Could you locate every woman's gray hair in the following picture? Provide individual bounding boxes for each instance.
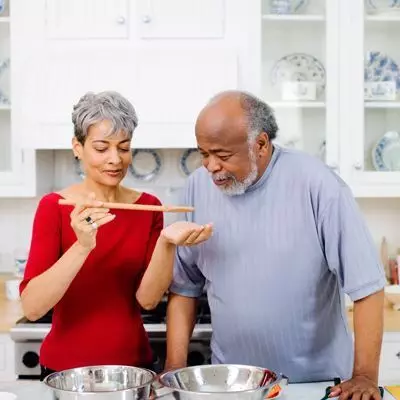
[72,91,138,144]
[239,91,278,143]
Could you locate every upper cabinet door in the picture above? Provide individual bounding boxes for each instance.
[134,48,237,124]
[339,0,400,197]
[260,0,340,174]
[136,0,225,39]
[45,0,129,39]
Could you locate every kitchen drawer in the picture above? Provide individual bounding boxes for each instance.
[381,342,400,370]
[0,334,15,381]
[379,337,400,384]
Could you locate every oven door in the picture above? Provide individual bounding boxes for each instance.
[14,341,41,379]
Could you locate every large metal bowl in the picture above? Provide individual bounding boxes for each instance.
[43,365,156,399]
[155,364,288,400]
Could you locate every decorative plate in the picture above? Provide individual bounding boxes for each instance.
[271,53,326,98]
[365,0,399,11]
[372,131,400,171]
[269,0,308,14]
[364,51,400,92]
[129,149,162,181]
[74,157,85,180]
[180,149,202,177]
[0,58,10,105]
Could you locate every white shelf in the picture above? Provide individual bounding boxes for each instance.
[269,101,325,108]
[262,14,325,21]
[0,17,10,23]
[365,102,400,109]
[0,104,11,111]
[365,15,400,22]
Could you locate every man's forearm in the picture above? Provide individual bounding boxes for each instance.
[352,289,384,382]
[165,293,197,370]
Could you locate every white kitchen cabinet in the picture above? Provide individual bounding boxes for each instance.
[260,0,339,174]
[0,2,42,197]
[11,0,239,150]
[338,0,400,197]
[0,334,15,381]
[45,0,129,39]
[136,0,225,39]
[379,333,400,385]
[6,0,400,198]
[132,47,237,148]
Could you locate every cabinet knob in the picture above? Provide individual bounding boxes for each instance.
[22,351,39,368]
[353,162,363,170]
[142,15,151,23]
[116,16,126,25]
[396,351,400,358]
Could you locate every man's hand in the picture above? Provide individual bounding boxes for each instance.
[329,375,381,400]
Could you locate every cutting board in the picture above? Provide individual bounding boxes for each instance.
[386,386,400,399]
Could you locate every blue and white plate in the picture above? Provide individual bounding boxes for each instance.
[269,0,308,14]
[180,149,202,177]
[129,149,162,181]
[372,131,400,171]
[365,51,400,92]
[365,0,399,11]
[271,53,326,98]
[0,58,10,105]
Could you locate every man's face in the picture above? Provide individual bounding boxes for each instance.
[195,104,259,196]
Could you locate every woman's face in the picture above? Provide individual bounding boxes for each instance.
[73,120,132,187]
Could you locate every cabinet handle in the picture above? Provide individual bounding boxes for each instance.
[353,162,362,170]
[142,15,151,23]
[396,351,400,358]
[116,16,126,25]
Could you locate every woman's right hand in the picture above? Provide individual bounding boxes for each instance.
[70,193,116,250]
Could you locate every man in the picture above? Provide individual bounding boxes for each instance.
[165,90,385,400]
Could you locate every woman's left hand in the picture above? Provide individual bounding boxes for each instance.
[161,221,213,247]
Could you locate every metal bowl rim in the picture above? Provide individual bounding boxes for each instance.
[158,363,279,395]
[43,364,156,394]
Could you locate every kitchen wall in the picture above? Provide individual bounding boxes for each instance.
[0,149,400,273]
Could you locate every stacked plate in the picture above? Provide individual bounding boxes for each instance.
[372,131,400,171]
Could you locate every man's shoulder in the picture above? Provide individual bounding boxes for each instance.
[277,146,346,189]
[274,147,353,211]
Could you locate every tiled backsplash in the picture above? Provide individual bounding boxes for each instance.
[1,150,400,272]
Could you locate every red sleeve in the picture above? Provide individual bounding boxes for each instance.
[20,194,62,294]
[144,196,164,267]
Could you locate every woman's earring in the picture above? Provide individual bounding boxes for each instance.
[74,156,79,160]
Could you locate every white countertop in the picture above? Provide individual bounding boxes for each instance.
[0,380,396,400]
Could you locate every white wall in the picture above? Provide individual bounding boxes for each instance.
[0,150,399,273]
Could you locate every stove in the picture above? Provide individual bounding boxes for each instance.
[10,295,212,379]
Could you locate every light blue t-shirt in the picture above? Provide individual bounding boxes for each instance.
[169,146,386,383]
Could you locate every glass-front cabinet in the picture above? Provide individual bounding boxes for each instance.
[261,0,400,197]
[339,0,400,197]
[260,0,340,174]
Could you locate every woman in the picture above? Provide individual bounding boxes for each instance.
[19,91,213,380]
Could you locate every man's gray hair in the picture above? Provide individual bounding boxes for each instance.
[239,91,278,143]
[208,90,279,143]
[72,91,138,144]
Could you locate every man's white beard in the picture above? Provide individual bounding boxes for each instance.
[212,149,258,196]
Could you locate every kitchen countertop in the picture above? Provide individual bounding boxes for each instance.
[1,274,400,333]
[0,380,396,400]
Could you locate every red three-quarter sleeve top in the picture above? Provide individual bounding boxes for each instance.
[19,192,163,371]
